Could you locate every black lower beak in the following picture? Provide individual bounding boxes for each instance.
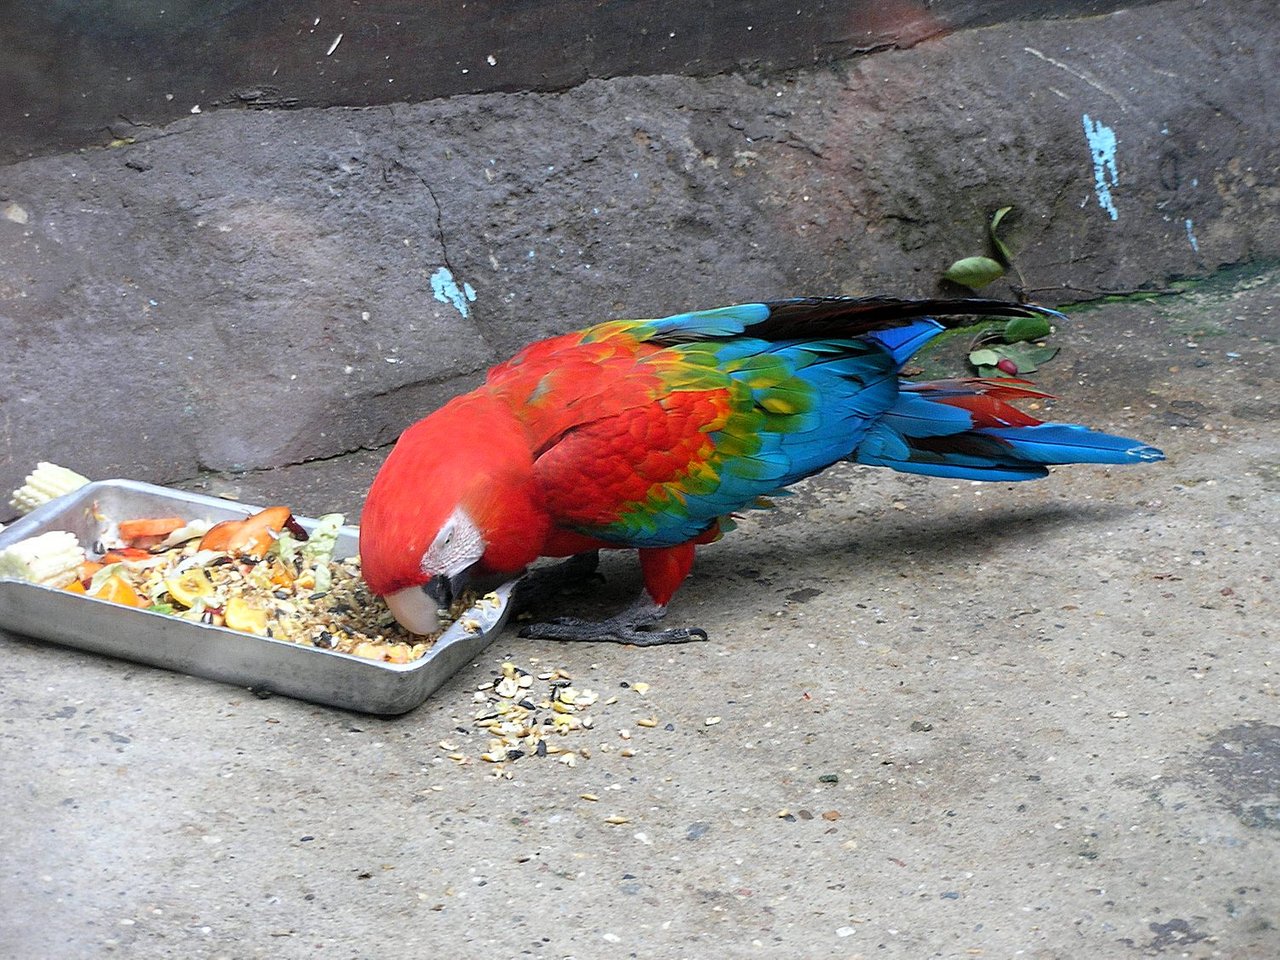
[424,569,470,611]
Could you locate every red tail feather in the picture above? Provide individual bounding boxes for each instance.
[904,378,1052,428]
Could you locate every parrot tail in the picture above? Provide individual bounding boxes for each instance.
[852,378,1165,482]
[743,296,1062,341]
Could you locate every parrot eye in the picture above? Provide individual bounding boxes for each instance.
[432,523,456,553]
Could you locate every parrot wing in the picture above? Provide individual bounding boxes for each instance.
[492,297,1064,549]
[487,296,1059,447]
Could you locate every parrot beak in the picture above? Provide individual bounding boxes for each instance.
[383,585,442,636]
[382,568,472,636]
[425,567,469,612]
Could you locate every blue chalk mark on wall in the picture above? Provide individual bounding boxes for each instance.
[1184,219,1200,253]
[1082,114,1119,220]
[431,267,477,318]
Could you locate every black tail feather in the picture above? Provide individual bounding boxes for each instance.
[745,296,1061,342]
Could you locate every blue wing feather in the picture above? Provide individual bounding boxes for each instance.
[561,298,1158,546]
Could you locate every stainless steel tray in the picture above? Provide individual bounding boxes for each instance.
[0,479,513,715]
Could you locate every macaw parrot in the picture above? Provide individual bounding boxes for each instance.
[359,297,1163,644]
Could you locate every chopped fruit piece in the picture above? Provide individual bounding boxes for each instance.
[76,560,105,582]
[118,517,187,545]
[91,574,146,608]
[165,570,217,608]
[224,597,269,635]
[100,548,152,564]
[199,506,294,556]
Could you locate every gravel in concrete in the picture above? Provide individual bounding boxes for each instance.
[1,269,1277,958]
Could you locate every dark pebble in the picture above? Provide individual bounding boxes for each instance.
[300,836,314,842]
[686,821,711,840]
[818,773,839,783]
[909,720,933,732]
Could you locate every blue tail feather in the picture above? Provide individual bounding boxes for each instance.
[981,424,1165,465]
[853,383,1165,482]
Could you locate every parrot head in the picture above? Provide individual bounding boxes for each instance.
[358,397,548,635]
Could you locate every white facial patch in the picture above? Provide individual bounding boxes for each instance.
[421,506,486,579]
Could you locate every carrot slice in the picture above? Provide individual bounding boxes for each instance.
[63,580,88,594]
[199,506,294,556]
[118,516,186,544]
[91,574,146,608]
[100,547,152,564]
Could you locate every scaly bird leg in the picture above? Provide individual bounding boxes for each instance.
[510,551,602,615]
[518,595,708,646]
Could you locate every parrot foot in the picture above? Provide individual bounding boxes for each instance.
[518,598,708,646]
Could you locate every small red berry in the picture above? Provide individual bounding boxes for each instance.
[996,357,1019,375]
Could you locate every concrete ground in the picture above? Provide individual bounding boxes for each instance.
[1,266,1277,959]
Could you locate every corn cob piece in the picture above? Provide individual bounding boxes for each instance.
[10,463,91,515]
[0,530,87,587]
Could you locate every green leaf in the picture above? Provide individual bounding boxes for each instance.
[968,348,1001,367]
[944,256,1004,289]
[974,365,1002,378]
[1023,345,1060,365]
[989,206,1015,265]
[1003,315,1052,343]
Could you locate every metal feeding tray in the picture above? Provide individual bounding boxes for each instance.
[0,479,513,715]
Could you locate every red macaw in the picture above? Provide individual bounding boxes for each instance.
[358,297,1162,644]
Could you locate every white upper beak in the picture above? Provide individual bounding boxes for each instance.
[383,585,440,635]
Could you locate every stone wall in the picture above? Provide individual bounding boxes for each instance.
[6,0,1162,162]
[1,0,1277,515]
